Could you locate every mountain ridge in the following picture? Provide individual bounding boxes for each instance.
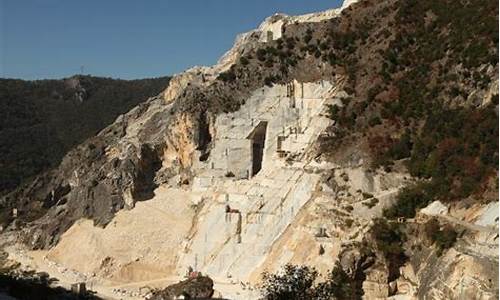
[0,0,498,299]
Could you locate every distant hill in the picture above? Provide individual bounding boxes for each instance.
[0,75,170,195]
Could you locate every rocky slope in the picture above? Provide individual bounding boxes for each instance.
[1,0,498,299]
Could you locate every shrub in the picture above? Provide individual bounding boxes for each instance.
[362,192,374,199]
[434,225,458,255]
[327,52,338,66]
[304,29,313,44]
[266,46,278,56]
[424,218,440,239]
[261,265,318,300]
[256,49,267,61]
[384,183,433,219]
[368,116,382,127]
[286,58,297,67]
[316,262,363,300]
[370,218,407,281]
[240,56,249,66]
[264,76,275,87]
[261,263,363,300]
[491,94,499,105]
[388,130,412,160]
[319,41,329,51]
[327,104,340,119]
[264,58,274,68]
[217,69,236,82]
[424,218,458,256]
[285,37,296,49]
[321,0,498,228]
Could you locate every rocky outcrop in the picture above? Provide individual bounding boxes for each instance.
[7,96,177,248]
[357,199,499,300]
[163,67,211,103]
[408,202,499,300]
[150,276,214,300]
[5,0,365,250]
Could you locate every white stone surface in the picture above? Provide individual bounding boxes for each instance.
[420,201,449,216]
[177,81,337,283]
[475,201,499,227]
[196,80,336,181]
[256,0,359,43]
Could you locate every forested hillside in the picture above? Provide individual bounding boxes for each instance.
[0,75,170,195]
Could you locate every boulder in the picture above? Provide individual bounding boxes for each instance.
[420,201,448,217]
[150,276,214,300]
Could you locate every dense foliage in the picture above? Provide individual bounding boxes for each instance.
[423,218,458,256]
[0,75,169,195]
[318,0,499,218]
[261,263,363,300]
[385,103,498,218]
[261,265,318,300]
[379,0,499,218]
[369,219,407,281]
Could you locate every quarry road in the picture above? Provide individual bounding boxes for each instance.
[108,275,248,288]
[437,215,498,234]
[106,275,258,299]
[108,276,181,289]
[4,246,126,300]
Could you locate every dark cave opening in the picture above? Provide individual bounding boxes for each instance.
[196,111,212,161]
[248,121,268,176]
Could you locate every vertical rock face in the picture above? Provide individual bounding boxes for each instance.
[176,81,340,282]
[163,67,210,103]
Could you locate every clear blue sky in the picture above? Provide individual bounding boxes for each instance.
[1,0,343,80]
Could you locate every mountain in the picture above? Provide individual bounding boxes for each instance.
[0,75,170,195]
[0,0,497,299]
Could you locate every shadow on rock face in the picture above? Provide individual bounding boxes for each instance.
[132,144,163,202]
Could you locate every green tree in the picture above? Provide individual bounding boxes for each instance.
[261,265,318,300]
